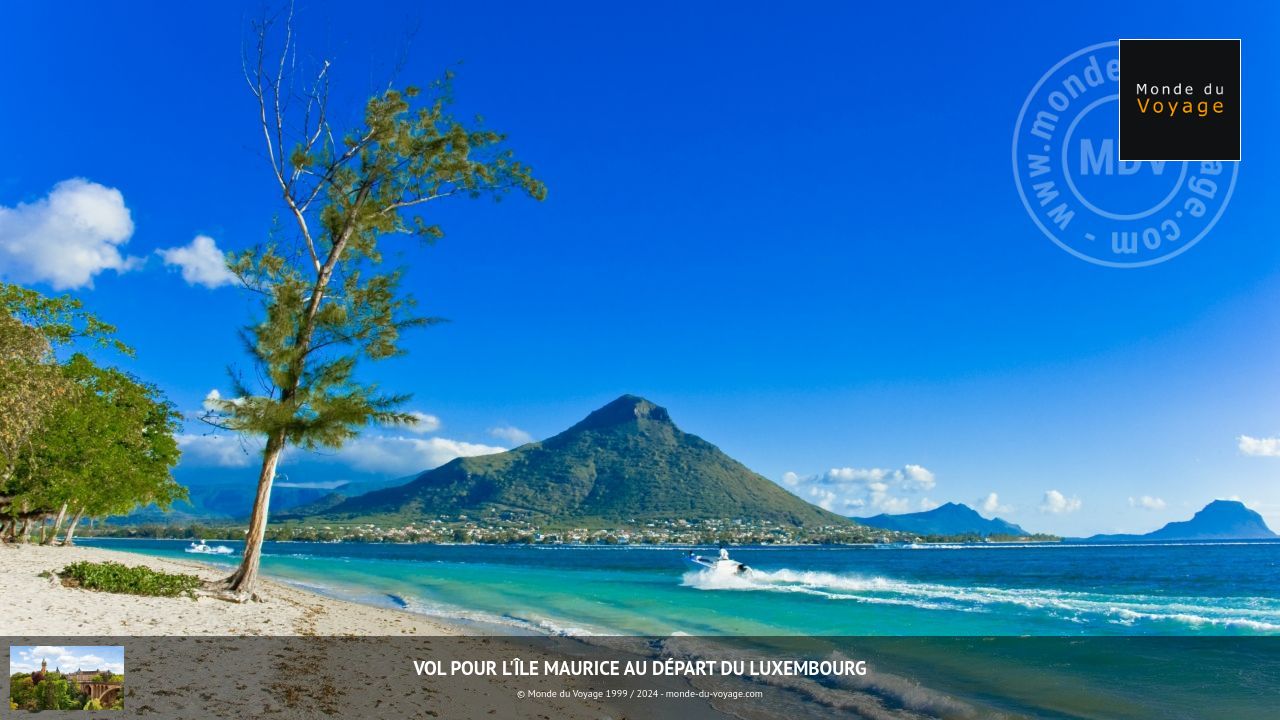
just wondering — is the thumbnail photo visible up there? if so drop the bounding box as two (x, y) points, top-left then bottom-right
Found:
(8, 646), (124, 711)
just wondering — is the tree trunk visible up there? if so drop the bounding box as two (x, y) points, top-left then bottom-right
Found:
(19, 517), (31, 543)
(224, 430), (287, 596)
(43, 503), (68, 545)
(63, 508), (86, 546)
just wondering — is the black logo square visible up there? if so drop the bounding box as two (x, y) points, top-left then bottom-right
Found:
(1119, 39), (1240, 161)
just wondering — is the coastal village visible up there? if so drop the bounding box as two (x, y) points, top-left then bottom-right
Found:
(88, 513), (1058, 546)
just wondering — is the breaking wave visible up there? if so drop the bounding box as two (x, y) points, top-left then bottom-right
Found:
(682, 568), (1280, 633)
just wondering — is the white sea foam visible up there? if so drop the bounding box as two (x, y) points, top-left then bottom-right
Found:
(393, 595), (605, 637)
(681, 567), (1280, 633)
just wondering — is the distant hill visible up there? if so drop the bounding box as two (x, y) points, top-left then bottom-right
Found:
(1085, 500), (1277, 542)
(118, 475), (411, 524)
(856, 502), (1029, 537)
(299, 394), (850, 528)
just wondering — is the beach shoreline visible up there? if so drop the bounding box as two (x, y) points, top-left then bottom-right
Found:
(0, 542), (468, 637)
(1, 543), (733, 719)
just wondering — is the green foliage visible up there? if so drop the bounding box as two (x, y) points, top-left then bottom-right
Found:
(0, 311), (68, 478)
(320, 395), (851, 528)
(4, 351), (185, 535)
(59, 560), (201, 598)
(9, 674), (34, 710)
(209, 74), (544, 453)
(209, 16), (545, 590)
(0, 282), (132, 355)
(17, 675), (82, 711)
(2, 284), (181, 539)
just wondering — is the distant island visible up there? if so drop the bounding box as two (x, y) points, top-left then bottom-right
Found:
(1083, 500), (1277, 542)
(856, 502), (1031, 538)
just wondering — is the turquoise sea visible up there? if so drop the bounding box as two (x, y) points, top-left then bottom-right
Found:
(80, 538), (1280, 636)
(74, 538), (1280, 718)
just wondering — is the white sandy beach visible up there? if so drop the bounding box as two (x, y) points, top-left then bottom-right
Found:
(0, 542), (462, 636)
(1, 543), (652, 718)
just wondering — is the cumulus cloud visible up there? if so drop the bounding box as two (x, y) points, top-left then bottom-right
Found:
(201, 388), (247, 413)
(781, 464), (938, 515)
(978, 492), (1012, 515)
(1129, 495), (1167, 510)
(402, 411), (442, 434)
(176, 428), (504, 476)
(10, 646), (124, 675)
(0, 178), (138, 289)
(1040, 490), (1082, 514)
(488, 425), (534, 445)
(157, 234), (235, 288)
(323, 435), (505, 475)
(176, 433), (263, 468)
(1238, 435), (1280, 457)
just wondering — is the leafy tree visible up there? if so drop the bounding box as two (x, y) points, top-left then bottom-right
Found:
(41, 355), (185, 544)
(0, 283), (181, 543)
(203, 10), (543, 596)
(0, 283), (131, 354)
(0, 313), (65, 512)
(34, 676), (80, 710)
(9, 674), (34, 710)
(0, 281), (130, 539)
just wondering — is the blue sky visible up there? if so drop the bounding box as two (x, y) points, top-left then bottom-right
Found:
(10, 646), (124, 675)
(2, 1), (1278, 535)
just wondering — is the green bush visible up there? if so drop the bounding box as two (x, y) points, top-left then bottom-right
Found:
(58, 561), (200, 598)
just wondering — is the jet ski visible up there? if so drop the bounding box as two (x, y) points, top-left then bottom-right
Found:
(684, 548), (752, 576)
(185, 540), (234, 555)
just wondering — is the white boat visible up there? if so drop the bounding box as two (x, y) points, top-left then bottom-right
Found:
(684, 548), (752, 576)
(185, 540), (234, 555)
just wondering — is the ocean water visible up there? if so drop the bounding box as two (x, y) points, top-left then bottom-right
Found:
(79, 539), (1280, 637)
(72, 539), (1280, 717)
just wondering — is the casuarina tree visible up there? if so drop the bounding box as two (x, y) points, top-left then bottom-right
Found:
(203, 7), (544, 597)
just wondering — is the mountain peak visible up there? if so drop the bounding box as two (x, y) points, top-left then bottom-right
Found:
(315, 394), (847, 527)
(570, 394), (672, 431)
(857, 502), (1028, 537)
(1086, 499), (1276, 542)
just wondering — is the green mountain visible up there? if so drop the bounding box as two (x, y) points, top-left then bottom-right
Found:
(304, 395), (850, 527)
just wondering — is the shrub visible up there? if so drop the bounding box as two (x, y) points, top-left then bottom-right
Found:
(58, 561), (200, 598)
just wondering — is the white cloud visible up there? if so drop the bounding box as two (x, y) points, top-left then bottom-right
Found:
(1040, 490), (1082, 514)
(157, 234), (235, 288)
(323, 435), (506, 475)
(403, 411), (442, 434)
(901, 464), (936, 490)
(202, 389), (225, 412)
(176, 433), (263, 468)
(11, 646), (123, 675)
(201, 388), (246, 413)
(488, 425), (534, 445)
(0, 178), (138, 289)
(177, 427), (504, 477)
(1239, 435), (1280, 457)
(978, 492), (1012, 515)
(782, 464), (938, 515)
(1128, 495), (1167, 510)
